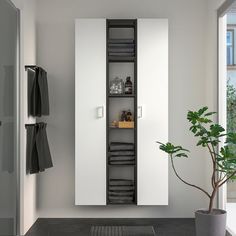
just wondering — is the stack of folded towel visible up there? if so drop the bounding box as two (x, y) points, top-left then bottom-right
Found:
(109, 142), (135, 165)
(108, 39), (135, 58)
(109, 179), (135, 204)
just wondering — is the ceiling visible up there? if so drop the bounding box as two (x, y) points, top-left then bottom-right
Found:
(228, 2), (236, 14)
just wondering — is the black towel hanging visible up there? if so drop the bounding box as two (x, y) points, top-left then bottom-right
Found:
(26, 124), (40, 174)
(36, 122), (53, 170)
(26, 66), (50, 117)
(25, 122), (53, 174)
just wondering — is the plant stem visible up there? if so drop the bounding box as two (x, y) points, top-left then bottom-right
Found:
(207, 143), (216, 188)
(211, 144), (217, 185)
(208, 185), (218, 213)
(170, 155), (211, 198)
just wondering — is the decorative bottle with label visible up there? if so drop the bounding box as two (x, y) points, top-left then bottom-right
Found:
(124, 76), (133, 94)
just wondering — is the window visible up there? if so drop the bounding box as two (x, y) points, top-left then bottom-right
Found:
(227, 29), (234, 65)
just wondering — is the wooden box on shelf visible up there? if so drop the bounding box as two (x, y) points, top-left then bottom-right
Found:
(118, 121), (134, 129)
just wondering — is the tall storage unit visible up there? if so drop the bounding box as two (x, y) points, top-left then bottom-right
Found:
(75, 18), (168, 206)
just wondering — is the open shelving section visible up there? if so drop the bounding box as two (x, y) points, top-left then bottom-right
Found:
(106, 19), (137, 205)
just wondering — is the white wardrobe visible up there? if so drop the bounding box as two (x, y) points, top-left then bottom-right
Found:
(75, 18), (168, 206)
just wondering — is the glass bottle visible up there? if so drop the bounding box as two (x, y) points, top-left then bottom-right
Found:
(124, 76), (133, 94)
(120, 111), (127, 121)
(126, 110), (133, 121)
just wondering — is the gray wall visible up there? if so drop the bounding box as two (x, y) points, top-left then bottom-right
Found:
(36, 0), (213, 218)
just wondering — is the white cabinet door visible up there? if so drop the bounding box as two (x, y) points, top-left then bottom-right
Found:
(137, 19), (169, 205)
(75, 19), (106, 205)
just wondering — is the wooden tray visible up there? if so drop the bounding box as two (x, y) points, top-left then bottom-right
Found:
(118, 121), (134, 129)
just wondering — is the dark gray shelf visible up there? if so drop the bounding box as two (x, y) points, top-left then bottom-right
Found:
(109, 127), (135, 130)
(107, 201), (136, 205)
(109, 94), (135, 98)
(107, 19), (136, 28)
(108, 164), (136, 167)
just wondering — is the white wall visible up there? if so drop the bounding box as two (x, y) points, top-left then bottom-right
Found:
(205, 0), (226, 208)
(206, 0), (226, 111)
(35, 0), (212, 218)
(11, 0), (37, 234)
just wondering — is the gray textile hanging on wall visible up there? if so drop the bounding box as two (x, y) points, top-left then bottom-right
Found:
(26, 123), (53, 174)
(28, 67), (50, 117)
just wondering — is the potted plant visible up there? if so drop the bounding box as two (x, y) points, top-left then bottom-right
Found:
(157, 107), (236, 236)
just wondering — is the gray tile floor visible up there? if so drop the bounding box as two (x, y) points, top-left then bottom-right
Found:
(25, 218), (196, 236)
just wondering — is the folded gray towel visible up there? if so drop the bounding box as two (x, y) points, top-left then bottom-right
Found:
(109, 186), (135, 191)
(110, 142), (134, 145)
(109, 150), (135, 156)
(109, 161), (135, 165)
(108, 43), (135, 48)
(109, 52), (135, 57)
(109, 179), (134, 186)
(108, 39), (134, 44)
(109, 196), (133, 200)
(108, 48), (134, 53)
(109, 192), (134, 197)
(110, 156), (135, 161)
(109, 189), (134, 193)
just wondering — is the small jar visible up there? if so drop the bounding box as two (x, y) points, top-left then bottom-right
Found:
(110, 77), (124, 94)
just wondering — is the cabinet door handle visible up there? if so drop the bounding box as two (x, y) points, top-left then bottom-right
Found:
(138, 106), (142, 118)
(97, 106), (104, 118)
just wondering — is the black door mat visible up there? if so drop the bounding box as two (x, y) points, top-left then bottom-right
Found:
(90, 226), (156, 236)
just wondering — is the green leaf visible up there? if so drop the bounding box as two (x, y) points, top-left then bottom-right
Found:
(229, 175), (236, 181)
(189, 126), (197, 134)
(175, 153), (188, 158)
(187, 111), (198, 124)
(197, 140), (203, 146)
(198, 117), (212, 123)
(204, 112), (217, 117)
(157, 141), (189, 157)
(198, 106), (208, 115)
(226, 133), (236, 144)
(209, 124), (225, 137)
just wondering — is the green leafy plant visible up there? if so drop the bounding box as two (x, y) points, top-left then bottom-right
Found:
(157, 107), (236, 213)
(227, 80), (236, 157)
(227, 80), (236, 134)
